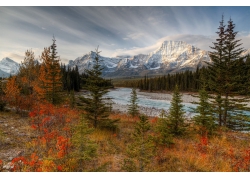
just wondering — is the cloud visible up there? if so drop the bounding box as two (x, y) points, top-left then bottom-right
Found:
(112, 34), (250, 57)
(127, 32), (145, 40)
(1, 7), (250, 63)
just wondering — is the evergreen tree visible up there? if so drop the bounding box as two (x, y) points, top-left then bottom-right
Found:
(191, 87), (216, 136)
(155, 110), (173, 147)
(128, 87), (139, 117)
(78, 47), (117, 129)
(222, 18), (248, 128)
(69, 90), (76, 109)
(208, 16), (250, 130)
(122, 115), (154, 172)
(167, 85), (187, 136)
(207, 15), (226, 126)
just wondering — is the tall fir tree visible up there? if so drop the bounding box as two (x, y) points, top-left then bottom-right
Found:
(167, 85), (187, 136)
(208, 16), (250, 130)
(128, 87), (139, 117)
(222, 18), (249, 130)
(207, 15), (226, 126)
(78, 47), (117, 129)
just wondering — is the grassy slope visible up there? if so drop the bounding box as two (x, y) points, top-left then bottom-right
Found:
(1, 110), (250, 172)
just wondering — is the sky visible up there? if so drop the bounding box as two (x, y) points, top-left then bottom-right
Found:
(1, 4), (250, 64)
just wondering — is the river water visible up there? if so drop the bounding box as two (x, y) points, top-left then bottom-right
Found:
(106, 88), (197, 116)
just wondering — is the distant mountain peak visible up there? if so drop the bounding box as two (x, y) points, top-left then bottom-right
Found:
(0, 57), (20, 77)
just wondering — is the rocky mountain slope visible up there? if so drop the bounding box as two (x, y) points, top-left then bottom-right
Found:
(0, 57), (19, 77)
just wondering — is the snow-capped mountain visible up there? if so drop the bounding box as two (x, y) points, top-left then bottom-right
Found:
(68, 41), (212, 77)
(0, 57), (19, 77)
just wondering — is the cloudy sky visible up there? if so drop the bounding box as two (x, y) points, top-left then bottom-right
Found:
(1, 5), (250, 63)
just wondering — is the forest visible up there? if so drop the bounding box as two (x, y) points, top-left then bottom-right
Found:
(0, 17), (250, 172)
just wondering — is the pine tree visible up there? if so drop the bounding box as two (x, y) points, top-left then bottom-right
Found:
(207, 15), (226, 126)
(191, 87), (216, 136)
(78, 47), (117, 129)
(128, 87), (139, 117)
(222, 18), (250, 130)
(69, 90), (76, 109)
(167, 85), (187, 136)
(208, 16), (250, 130)
(155, 110), (173, 147)
(122, 115), (154, 172)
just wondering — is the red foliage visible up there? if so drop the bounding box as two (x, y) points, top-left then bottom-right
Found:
(57, 165), (63, 171)
(197, 134), (208, 157)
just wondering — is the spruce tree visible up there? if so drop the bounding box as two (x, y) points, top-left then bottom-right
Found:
(208, 16), (250, 130)
(128, 87), (139, 117)
(192, 87), (216, 135)
(207, 15), (226, 126)
(155, 110), (173, 147)
(78, 47), (117, 129)
(222, 18), (250, 130)
(69, 90), (76, 109)
(167, 85), (187, 136)
(122, 115), (154, 172)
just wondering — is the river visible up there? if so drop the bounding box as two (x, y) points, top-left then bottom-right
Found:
(106, 88), (197, 117)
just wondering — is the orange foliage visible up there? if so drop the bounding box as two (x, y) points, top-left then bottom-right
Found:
(34, 47), (62, 104)
(4, 76), (22, 112)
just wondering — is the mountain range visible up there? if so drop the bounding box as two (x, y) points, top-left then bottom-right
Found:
(1, 40), (250, 78)
(68, 41), (211, 77)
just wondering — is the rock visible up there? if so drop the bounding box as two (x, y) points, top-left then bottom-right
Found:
(3, 162), (14, 170)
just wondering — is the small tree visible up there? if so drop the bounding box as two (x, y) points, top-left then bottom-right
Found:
(128, 87), (139, 117)
(4, 76), (21, 113)
(71, 115), (97, 171)
(155, 110), (173, 147)
(167, 85), (187, 136)
(69, 90), (76, 109)
(192, 88), (216, 136)
(122, 115), (154, 172)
